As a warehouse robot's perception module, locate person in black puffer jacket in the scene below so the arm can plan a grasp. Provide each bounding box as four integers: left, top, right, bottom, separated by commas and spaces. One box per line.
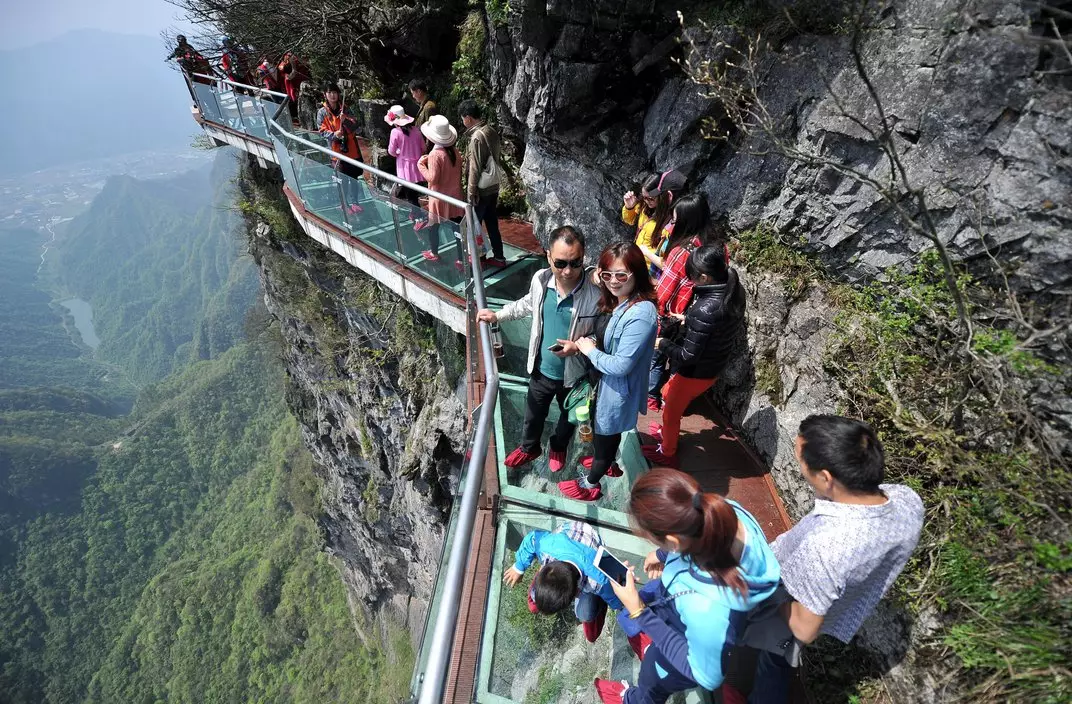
642, 243, 745, 467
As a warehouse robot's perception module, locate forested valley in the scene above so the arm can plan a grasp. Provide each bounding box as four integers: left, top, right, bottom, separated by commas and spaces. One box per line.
0, 151, 408, 703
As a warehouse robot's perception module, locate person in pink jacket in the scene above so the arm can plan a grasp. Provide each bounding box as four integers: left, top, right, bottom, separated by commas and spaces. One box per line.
385, 105, 426, 222
417, 115, 465, 267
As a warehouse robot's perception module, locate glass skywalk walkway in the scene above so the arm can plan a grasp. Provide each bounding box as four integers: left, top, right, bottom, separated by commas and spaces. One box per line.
182, 74, 714, 704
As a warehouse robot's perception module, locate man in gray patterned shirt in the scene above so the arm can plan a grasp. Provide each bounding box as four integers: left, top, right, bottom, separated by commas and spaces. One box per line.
748, 414, 924, 703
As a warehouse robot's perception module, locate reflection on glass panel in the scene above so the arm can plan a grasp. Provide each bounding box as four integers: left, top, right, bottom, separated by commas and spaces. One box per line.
338, 172, 404, 260
191, 82, 223, 123
236, 94, 266, 139
485, 257, 545, 303
291, 149, 348, 230
216, 89, 243, 131
478, 506, 667, 704
495, 315, 531, 378
495, 380, 647, 516
271, 134, 301, 200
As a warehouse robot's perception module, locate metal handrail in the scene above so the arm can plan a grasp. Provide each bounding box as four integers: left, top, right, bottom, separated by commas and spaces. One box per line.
192, 74, 499, 701
417, 208, 499, 704
192, 72, 288, 99
267, 117, 471, 210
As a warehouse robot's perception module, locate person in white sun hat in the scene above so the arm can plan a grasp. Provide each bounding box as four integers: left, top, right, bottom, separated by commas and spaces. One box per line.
417, 115, 466, 268
385, 105, 427, 224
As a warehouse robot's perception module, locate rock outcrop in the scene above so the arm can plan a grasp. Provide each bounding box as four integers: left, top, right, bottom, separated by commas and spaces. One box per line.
490, 0, 1070, 303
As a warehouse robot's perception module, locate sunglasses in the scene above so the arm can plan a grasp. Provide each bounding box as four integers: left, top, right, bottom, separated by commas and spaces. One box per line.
552, 257, 585, 270
599, 271, 634, 283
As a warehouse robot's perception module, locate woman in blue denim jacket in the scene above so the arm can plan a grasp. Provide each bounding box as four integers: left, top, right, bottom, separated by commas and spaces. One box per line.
558, 242, 657, 502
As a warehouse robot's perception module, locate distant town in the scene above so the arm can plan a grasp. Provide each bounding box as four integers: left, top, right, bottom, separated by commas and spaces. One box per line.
0, 147, 214, 232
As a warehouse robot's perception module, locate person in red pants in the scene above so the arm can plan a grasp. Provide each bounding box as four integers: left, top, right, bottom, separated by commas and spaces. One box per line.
642, 244, 744, 467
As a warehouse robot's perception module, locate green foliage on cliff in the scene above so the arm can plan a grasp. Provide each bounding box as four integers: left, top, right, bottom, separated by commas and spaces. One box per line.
1, 159, 401, 703
739, 224, 1072, 703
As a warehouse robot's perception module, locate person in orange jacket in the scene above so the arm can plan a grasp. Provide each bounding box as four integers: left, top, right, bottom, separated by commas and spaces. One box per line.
317, 83, 364, 215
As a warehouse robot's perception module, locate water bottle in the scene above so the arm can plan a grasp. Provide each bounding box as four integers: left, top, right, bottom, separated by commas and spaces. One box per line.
489, 322, 504, 359
576, 404, 593, 443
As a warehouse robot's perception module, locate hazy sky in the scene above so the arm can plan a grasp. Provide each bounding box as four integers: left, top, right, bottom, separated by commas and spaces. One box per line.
0, 0, 195, 49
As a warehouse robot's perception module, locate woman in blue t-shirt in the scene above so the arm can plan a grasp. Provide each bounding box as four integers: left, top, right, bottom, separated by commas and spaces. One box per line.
594, 468, 781, 704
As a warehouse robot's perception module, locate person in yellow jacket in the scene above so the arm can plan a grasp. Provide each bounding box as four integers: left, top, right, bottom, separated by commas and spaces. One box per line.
621, 170, 687, 277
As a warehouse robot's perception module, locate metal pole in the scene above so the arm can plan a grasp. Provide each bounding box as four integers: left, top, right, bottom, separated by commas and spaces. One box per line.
193, 73, 287, 99
417, 205, 498, 704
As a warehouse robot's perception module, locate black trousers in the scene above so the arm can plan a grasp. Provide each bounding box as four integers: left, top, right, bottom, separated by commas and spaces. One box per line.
587, 432, 622, 485
520, 368, 575, 454
475, 190, 504, 259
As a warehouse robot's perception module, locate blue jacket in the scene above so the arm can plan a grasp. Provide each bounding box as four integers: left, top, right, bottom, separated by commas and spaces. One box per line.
586, 298, 657, 435
514, 524, 624, 611
617, 502, 781, 690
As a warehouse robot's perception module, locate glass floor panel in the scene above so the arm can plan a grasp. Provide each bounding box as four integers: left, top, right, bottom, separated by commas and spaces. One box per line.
493, 379, 651, 529
476, 504, 706, 704
484, 257, 545, 303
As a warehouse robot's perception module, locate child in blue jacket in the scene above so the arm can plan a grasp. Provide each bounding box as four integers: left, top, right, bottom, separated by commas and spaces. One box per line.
594, 469, 781, 704
503, 520, 624, 642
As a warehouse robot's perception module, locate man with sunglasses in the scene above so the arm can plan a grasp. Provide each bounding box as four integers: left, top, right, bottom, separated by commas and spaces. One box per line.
477, 226, 602, 470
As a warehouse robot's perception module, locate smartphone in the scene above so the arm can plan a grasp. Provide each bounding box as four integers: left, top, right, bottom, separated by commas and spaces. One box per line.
593, 546, 629, 585
547, 343, 564, 353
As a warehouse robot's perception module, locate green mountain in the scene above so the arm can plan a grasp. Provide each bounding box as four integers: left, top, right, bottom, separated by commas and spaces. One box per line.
0, 155, 399, 703
53, 154, 259, 385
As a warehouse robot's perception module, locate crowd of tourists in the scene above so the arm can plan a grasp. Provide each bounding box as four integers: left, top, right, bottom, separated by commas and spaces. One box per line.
483, 196, 923, 703
171, 39, 924, 704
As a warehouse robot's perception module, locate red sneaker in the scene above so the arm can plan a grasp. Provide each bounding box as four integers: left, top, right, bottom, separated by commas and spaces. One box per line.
505, 446, 541, 468
642, 444, 679, 468
558, 479, 602, 502
348, 203, 364, 215
482, 256, 508, 268
594, 679, 628, 704
648, 423, 663, 441
413, 219, 428, 231
455, 260, 465, 272
580, 456, 622, 477
582, 600, 607, 642
647, 396, 662, 412
548, 449, 566, 472
627, 632, 652, 660
421, 250, 440, 262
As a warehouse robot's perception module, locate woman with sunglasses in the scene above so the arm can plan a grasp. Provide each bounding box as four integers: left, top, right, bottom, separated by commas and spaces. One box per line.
557, 242, 657, 502
622, 170, 686, 276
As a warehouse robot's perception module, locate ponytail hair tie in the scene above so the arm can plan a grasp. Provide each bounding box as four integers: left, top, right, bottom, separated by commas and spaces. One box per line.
692, 492, 704, 511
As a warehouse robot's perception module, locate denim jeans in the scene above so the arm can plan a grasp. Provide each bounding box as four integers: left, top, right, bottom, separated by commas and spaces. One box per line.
648, 347, 669, 401
573, 591, 603, 623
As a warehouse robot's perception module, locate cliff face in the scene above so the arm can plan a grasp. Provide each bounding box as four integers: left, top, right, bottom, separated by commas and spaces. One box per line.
243, 177, 467, 626
491, 0, 1069, 297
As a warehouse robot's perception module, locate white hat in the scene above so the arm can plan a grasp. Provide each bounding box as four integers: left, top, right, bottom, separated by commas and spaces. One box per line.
420, 114, 458, 147
384, 105, 414, 126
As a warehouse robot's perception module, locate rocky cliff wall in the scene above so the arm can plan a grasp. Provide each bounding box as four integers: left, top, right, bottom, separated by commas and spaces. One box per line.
242, 171, 467, 630
491, 0, 1069, 301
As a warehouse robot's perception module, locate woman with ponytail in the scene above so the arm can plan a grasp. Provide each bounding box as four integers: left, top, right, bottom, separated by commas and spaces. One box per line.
592, 469, 780, 704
